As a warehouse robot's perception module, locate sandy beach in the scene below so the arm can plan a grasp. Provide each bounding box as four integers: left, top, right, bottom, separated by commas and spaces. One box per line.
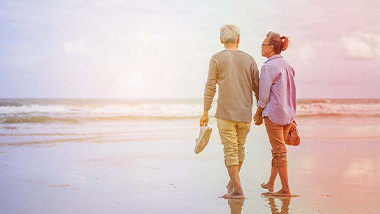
1, 120, 380, 213
1, 99, 380, 213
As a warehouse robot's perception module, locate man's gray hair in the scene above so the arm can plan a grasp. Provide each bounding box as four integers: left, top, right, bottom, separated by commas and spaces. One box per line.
220, 24, 240, 43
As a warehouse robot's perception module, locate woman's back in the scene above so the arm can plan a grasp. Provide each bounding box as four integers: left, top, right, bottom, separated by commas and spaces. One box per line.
258, 55, 296, 125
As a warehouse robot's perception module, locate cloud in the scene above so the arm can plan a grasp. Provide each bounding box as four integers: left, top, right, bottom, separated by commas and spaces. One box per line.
341, 33, 380, 59
62, 39, 98, 57
289, 43, 313, 62
2, 0, 380, 99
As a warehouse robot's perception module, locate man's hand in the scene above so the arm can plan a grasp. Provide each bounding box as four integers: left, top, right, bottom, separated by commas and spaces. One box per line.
254, 112, 262, 126
200, 110, 209, 126
254, 107, 263, 126
199, 115, 209, 126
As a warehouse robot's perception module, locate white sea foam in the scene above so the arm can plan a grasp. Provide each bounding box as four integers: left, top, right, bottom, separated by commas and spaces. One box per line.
0, 99, 379, 124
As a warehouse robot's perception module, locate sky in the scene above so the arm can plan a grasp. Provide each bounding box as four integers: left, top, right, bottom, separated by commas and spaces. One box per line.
0, 0, 380, 99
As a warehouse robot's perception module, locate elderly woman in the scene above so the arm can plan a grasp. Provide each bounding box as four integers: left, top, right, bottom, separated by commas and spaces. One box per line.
254, 31, 296, 197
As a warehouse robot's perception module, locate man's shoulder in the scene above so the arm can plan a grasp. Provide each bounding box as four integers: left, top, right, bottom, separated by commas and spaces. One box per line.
238, 51, 258, 65
237, 50, 253, 57
212, 50, 255, 61
209, 50, 223, 63
211, 50, 227, 58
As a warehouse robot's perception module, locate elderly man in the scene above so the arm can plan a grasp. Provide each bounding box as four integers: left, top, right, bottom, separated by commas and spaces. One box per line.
200, 24, 259, 199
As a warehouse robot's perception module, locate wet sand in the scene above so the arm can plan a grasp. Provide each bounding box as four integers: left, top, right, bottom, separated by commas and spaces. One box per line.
1, 118, 380, 213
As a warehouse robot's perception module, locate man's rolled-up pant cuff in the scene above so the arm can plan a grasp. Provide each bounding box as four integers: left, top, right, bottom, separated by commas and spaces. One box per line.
238, 156, 245, 163
224, 151, 245, 166
225, 158, 240, 167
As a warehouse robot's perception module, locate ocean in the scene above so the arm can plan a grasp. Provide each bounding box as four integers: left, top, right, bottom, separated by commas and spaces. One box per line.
1, 98, 380, 214
1, 98, 380, 146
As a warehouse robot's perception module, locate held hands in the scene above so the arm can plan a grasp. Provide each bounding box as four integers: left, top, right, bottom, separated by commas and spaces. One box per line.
254, 107, 263, 126
254, 112, 262, 126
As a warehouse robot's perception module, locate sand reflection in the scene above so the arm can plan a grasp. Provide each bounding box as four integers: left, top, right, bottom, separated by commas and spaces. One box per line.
227, 198, 245, 214
262, 194, 290, 214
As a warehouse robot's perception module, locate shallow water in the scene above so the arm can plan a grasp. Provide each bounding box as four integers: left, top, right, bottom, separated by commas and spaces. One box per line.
1, 99, 380, 213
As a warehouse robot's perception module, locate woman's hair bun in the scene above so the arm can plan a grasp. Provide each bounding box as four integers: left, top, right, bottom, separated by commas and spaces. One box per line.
281, 36, 289, 51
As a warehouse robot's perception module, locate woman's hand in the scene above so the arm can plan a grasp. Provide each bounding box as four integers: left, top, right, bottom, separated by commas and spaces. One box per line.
254, 107, 263, 126
254, 112, 262, 126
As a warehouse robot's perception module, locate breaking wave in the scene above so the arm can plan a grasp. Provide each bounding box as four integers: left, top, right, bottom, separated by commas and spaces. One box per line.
0, 99, 379, 124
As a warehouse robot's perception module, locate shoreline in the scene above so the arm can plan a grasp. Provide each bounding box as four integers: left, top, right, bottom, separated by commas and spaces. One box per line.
1, 121, 380, 213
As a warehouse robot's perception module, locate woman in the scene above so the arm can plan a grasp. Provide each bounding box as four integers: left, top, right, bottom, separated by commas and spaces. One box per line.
253, 31, 296, 197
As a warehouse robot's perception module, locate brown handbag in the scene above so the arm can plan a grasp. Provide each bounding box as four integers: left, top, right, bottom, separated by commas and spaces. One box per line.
285, 121, 300, 146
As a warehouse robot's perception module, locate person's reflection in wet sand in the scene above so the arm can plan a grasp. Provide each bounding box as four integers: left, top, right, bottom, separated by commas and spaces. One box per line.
227, 198, 245, 214
263, 194, 290, 214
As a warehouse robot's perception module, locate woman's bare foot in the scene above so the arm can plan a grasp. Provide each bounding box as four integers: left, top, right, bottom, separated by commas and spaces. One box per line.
271, 189, 291, 197
222, 191, 245, 199
226, 180, 234, 193
261, 182, 274, 192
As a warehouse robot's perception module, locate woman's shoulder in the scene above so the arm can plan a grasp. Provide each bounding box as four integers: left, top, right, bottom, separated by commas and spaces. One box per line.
264, 56, 294, 70
261, 61, 277, 72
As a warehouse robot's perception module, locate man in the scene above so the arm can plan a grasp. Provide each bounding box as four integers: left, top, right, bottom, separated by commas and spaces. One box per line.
199, 24, 259, 199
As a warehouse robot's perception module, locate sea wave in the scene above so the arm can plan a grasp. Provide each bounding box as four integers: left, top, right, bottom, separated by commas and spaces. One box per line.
295, 112, 380, 118
0, 115, 80, 124
0, 99, 379, 124
0, 101, 23, 107
0, 114, 199, 124
296, 101, 380, 116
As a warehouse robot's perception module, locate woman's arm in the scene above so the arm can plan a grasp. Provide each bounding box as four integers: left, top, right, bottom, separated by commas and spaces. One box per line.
257, 65, 274, 109
254, 65, 274, 125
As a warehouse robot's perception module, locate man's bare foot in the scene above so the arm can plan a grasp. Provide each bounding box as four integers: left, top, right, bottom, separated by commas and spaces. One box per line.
226, 181, 234, 193
261, 182, 274, 192
222, 191, 245, 199
271, 189, 291, 197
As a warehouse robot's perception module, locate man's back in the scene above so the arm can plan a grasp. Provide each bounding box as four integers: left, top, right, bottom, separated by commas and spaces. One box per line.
204, 49, 259, 122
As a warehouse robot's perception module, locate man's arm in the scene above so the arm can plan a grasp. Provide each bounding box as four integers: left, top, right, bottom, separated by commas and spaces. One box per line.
200, 56, 218, 126
204, 56, 218, 111
251, 60, 260, 102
